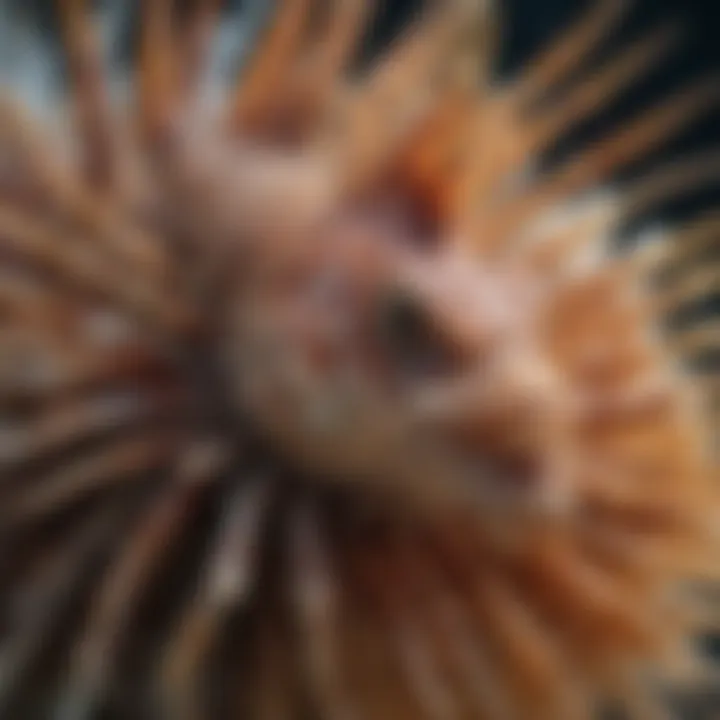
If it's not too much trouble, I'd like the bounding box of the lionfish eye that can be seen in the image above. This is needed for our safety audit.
[377,287,430,345]
[376,286,453,377]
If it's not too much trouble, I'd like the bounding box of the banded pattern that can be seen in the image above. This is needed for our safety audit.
[0,1,718,719]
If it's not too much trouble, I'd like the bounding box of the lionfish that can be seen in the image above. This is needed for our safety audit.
[0,0,718,718]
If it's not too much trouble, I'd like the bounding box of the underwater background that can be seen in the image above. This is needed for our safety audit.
[0,1,718,717]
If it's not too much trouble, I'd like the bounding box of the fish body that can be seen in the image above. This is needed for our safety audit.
[0,1,718,718]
